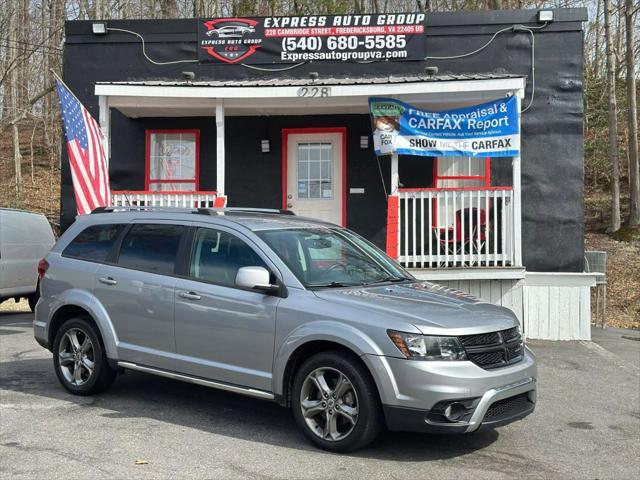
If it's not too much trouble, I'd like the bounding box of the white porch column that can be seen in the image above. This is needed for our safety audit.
[98,95,110,165]
[390,152,399,193]
[512,94,523,267]
[215,98,225,196]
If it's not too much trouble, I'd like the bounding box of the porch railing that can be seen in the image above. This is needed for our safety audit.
[111,191,221,208]
[395,187,517,268]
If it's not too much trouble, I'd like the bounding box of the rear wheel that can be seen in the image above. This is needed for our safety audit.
[52,317,116,395]
[291,351,383,452]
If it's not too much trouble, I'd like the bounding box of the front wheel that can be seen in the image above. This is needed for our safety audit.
[52,317,116,395]
[291,351,383,452]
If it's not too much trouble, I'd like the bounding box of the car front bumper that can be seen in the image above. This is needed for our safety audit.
[363,347,537,433]
[382,376,536,433]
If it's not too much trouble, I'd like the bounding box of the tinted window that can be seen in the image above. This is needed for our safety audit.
[190,228,268,287]
[118,224,184,275]
[63,224,124,262]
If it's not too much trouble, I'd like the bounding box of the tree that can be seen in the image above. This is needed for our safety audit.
[604,0,621,232]
[625,0,639,226]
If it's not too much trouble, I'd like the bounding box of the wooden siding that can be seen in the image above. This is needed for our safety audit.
[430,274,596,341]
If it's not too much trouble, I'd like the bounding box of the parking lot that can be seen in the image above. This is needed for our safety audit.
[1,311,639,480]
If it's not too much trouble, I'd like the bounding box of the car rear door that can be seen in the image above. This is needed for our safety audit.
[173,224,280,392]
[93,221,189,371]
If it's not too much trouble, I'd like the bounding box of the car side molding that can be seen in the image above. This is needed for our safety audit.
[117,361,275,400]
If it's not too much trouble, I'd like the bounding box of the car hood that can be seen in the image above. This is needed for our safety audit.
[313,281,518,335]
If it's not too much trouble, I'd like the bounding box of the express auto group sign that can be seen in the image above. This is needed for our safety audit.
[198,13,426,64]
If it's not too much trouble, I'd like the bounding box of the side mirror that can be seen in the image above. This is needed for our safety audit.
[235,266,279,293]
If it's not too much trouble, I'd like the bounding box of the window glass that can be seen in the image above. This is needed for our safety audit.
[149,182,197,192]
[190,228,268,287]
[258,228,411,288]
[63,224,124,262]
[149,131,197,192]
[435,157,488,227]
[436,156,486,188]
[118,224,184,274]
[297,142,332,199]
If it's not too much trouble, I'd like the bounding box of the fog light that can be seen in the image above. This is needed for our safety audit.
[443,402,467,422]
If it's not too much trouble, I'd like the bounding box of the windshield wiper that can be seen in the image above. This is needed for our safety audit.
[365,276,411,285]
[308,281,365,288]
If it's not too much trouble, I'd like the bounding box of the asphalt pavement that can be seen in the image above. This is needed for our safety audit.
[1,311,639,479]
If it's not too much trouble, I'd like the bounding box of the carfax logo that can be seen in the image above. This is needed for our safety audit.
[200,18,262,64]
[371,101,404,152]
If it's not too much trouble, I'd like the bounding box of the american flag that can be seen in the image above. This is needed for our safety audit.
[55,79,110,215]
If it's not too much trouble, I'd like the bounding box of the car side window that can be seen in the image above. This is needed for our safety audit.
[117,224,184,275]
[189,228,268,287]
[63,224,124,262]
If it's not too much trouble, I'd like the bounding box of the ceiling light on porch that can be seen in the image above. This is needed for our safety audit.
[91,22,107,35]
[424,66,439,76]
[360,136,369,149]
[261,139,270,153]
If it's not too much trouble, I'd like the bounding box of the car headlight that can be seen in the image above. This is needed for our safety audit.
[387,330,467,361]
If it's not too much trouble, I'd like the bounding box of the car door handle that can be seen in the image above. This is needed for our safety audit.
[179,291,201,301]
[98,277,117,286]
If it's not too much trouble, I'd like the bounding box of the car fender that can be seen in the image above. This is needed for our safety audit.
[272,320,388,397]
[48,288,119,359]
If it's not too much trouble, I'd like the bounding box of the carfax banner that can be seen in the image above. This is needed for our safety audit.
[369,96,520,158]
[198,14,426,64]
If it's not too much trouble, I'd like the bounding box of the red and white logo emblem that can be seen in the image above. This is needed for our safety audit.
[201,18,260,64]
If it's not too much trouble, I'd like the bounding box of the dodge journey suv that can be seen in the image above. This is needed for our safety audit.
[34,207,536,452]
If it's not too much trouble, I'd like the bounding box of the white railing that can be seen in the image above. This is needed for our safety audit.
[111,191,219,208]
[397,188,518,268]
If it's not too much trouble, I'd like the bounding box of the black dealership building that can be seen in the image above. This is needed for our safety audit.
[60,8,595,340]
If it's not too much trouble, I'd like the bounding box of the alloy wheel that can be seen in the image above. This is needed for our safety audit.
[299,367,359,442]
[58,328,95,386]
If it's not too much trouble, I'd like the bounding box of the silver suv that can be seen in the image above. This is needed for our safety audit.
[34,207,536,452]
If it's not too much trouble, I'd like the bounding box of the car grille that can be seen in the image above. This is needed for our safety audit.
[484,393,533,422]
[459,327,524,369]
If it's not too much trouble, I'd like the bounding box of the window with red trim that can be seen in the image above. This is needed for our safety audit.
[433,157,491,228]
[434,156,490,189]
[146,130,200,192]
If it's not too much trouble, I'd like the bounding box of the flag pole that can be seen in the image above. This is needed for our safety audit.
[50,69,86,107]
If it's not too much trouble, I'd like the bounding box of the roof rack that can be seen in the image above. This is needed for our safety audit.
[91,206,295,216]
[196,207,295,216]
[91,206,197,214]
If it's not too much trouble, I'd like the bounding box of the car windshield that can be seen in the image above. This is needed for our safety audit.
[257,227,413,288]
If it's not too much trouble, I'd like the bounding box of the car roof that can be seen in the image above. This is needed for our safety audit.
[84,208,338,232]
[0,207,47,217]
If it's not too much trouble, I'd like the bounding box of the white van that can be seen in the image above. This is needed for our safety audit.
[0,209,55,311]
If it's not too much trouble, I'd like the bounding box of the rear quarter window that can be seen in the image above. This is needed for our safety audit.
[63,224,124,262]
[117,224,184,275]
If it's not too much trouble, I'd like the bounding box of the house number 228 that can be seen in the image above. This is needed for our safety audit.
[297,87,331,98]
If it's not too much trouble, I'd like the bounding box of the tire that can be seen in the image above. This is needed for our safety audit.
[27,289,39,312]
[52,317,116,396]
[291,351,383,452]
